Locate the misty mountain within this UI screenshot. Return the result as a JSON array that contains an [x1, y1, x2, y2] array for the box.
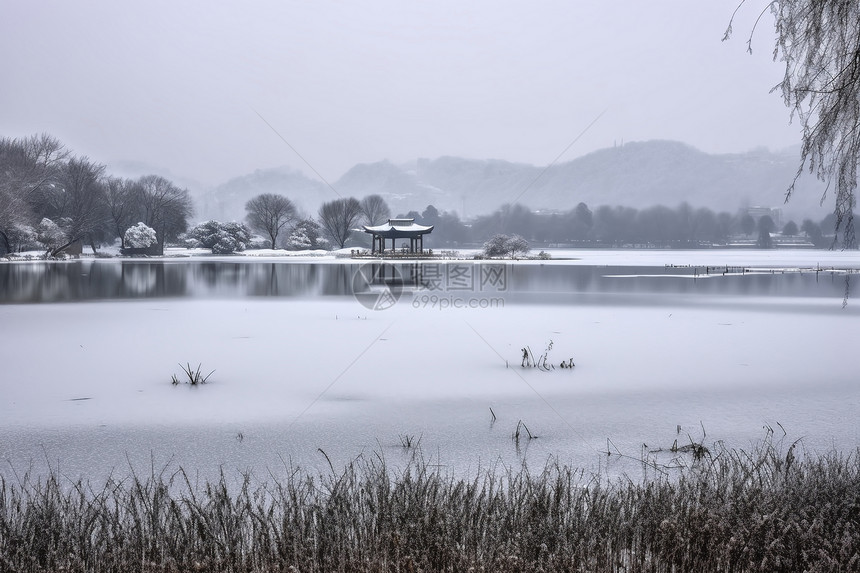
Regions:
[[199, 167, 332, 222], [524, 141, 827, 219], [108, 160, 208, 204], [200, 141, 832, 223]]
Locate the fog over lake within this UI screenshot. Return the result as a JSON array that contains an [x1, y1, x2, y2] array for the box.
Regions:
[[1, 251, 857, 484]]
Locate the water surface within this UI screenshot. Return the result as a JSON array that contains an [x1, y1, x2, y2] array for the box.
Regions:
[[0, 258, 852, 303], [1, 255, 857, 483]]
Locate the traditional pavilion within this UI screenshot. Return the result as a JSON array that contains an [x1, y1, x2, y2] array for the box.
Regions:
[[363, 218, 434, 255]]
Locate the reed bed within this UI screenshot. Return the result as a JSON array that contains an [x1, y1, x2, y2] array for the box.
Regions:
[[1, 436, 858, 572]]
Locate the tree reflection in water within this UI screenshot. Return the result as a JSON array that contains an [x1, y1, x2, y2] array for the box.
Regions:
[[0, 260, 851, 304]]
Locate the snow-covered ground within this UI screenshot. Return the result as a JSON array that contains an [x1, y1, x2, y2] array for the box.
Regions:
[[225, 246, 860, 269], [1, 249, 858, 482]]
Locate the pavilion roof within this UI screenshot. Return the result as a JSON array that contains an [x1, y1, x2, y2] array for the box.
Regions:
[[362, 218, 434, 237]]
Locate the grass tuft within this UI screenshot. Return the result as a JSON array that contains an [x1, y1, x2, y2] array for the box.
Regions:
[[398, 434, 421, 449], [171, 363, 215, 386]]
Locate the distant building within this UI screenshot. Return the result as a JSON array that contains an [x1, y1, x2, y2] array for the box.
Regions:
[[744, 206, 782, 228]]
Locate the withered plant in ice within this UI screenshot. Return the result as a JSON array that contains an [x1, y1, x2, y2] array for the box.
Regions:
[[171, 362, 214, 386]]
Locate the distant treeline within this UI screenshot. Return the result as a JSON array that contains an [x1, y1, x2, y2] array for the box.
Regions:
[[2, 133, 852, 256], [405, 202, 849, 250]]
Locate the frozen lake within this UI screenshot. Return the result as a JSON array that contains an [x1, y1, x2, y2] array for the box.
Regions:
[[1, 249, 858, 482]]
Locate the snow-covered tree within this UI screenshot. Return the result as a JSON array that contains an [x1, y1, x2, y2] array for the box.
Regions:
[[213, 221, 251, 254], [287, 227, 312, 249], [4, 223, 36, 252], [482, 234, 509, 258], [185, 220, 216, 248], [482, 233, 530, 258], [287, 218, 328, 250], [505, 234, 531, 258], [124, 222, 158, 248], [36, 218, 66, 254], [188, 220, 251, 254]]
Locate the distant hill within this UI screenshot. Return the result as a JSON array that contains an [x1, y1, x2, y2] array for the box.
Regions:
[[198, 167, 331, 221], [524, 141, 825, 218], [107, 160, 209, 206], [200, 141, 832, 222]]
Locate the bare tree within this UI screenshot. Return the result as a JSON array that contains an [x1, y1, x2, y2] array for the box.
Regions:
[[105, 177, 143, 248], [43, 156, 108, 255], [0, 140, 31, 252], [726, 1, 860, 246], [0, 134, 68, 253], [318, 197, 362, 249], [245, 193, 297, 249], [0, 187, 27, 254], [138, 175, 194, 253], [2, 134, 69, 198], [359, 194, 391, 226]]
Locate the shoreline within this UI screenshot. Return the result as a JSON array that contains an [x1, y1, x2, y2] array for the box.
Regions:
[[2, 245, 859, 269]]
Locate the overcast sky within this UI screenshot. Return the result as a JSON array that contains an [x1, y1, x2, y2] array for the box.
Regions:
[[2, 1, 798, 187]]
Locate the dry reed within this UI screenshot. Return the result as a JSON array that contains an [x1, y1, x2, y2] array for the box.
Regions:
[[1, 434, 857, 572]]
